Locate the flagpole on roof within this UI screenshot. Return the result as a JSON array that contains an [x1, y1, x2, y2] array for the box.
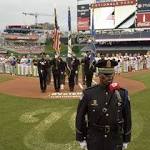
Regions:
[[67, 7, 72, 57]]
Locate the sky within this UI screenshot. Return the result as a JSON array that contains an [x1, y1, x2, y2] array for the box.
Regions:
[[0, 0, 93, 32]]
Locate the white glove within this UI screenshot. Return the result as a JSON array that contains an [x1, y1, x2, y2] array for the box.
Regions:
[[123, 143, 128, 149], [79, 140, 87, 150], [75, 71, 78, 74]]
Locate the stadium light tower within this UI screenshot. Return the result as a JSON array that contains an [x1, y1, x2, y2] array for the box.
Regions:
[[22, 12, 54, 26]]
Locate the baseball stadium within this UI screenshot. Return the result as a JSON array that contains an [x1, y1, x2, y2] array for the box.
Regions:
[[0, 0, 150, 150]]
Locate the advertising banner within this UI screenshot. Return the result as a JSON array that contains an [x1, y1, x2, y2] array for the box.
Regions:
[[77, 4, 90, 31], [91, 0, 136, 8], [137, 0, 150, 12], [77, 17, 90, 31], [136, 12, 150, 27]]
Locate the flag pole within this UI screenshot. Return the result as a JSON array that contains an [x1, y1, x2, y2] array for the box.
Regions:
[[89, 1, 96, 66], [67, 7, 72, 57]]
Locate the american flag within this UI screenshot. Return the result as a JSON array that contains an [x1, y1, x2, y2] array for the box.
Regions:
[[52, 8, 61, 54]]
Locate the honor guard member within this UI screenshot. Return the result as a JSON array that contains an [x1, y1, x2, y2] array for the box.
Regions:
[[37, 52, 49, 93], [45, 54, 52, 85], [76, 59, 131, 150], [60, 57, 67, 90], [74, 54, 80, 85], [51, 54, 62, 92], [81, 53, 87, 85], [81, 52, 96, 88], [68, 55, 80, 92]]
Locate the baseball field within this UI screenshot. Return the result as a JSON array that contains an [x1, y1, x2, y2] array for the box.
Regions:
[[0, 70, 150, 150]]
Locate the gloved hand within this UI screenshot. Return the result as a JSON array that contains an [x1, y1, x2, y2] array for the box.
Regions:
[[75, 71, 78, 74], [123, 143, 128, 149], [79, 140, 87, 150]]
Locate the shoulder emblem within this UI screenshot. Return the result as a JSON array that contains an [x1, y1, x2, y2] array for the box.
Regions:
[[91, 99, 98, 106]]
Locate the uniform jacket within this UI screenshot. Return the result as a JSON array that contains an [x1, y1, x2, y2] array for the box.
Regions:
[[37, 58, 49, 72], [76, 84, 131, 150]]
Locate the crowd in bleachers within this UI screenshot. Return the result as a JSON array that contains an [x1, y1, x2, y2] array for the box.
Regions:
[[3, 45, 44, 54]]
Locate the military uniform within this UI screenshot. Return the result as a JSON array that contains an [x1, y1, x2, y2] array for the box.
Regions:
[[51, 56, 62, 92], [37, 54, 49, 92], [45, 56, 52, 85], [60, 58, 67, 88], [81, 55, 96, 88], [76, 59, 131, 150], [68, 57, 80, 92]]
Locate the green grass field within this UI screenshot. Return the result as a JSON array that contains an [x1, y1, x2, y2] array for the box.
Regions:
[[0, 73, 150, 150]]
